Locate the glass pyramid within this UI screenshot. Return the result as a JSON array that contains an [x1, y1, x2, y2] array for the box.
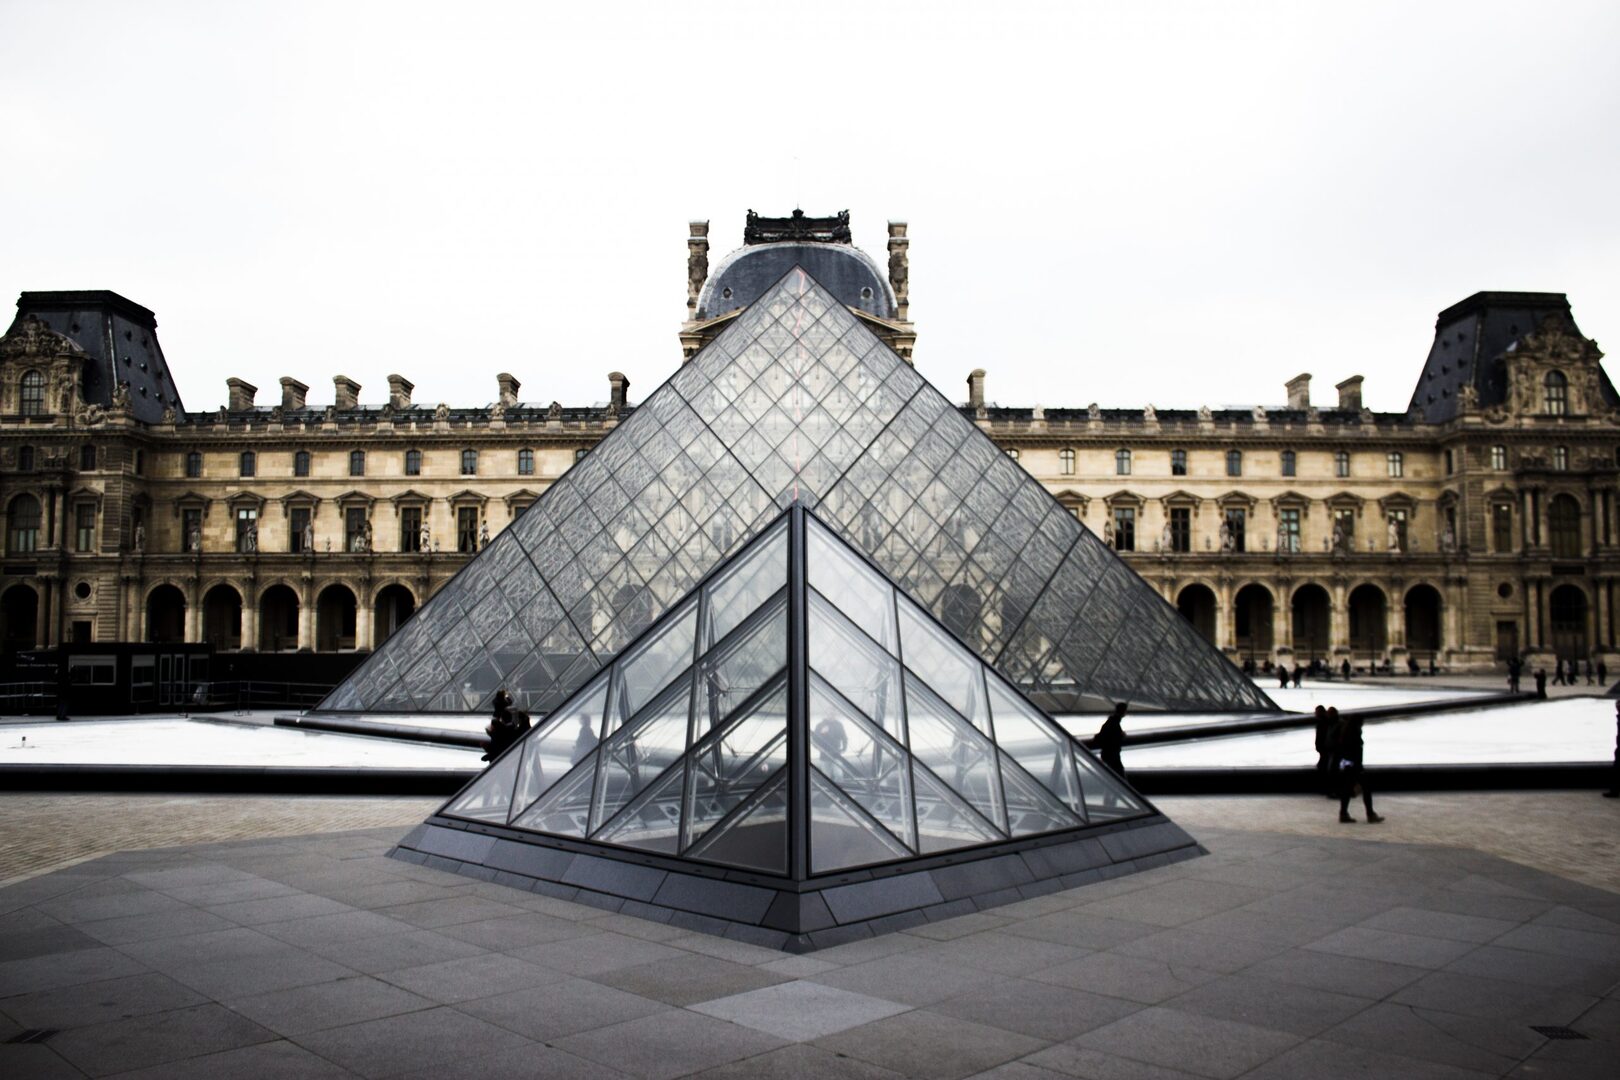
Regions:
[[320, 267, 1271, 716], [439, 505, 1152, 878]]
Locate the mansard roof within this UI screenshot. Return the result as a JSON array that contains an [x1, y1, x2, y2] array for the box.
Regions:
[[11, 290, 182, 423]]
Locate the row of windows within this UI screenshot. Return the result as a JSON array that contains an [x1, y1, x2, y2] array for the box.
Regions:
[[189, 447, 567, 479], [209, 505, 492, 556], [1053, 448, 1402, 479]]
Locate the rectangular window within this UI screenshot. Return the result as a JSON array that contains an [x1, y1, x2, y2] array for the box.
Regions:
[[1226, 450, 1243, 477], [345, 508, 368, 552], [405, 449, 421, 476], [239, 451, 256, 478], [1444, 449, 1454, 475], [294, 450, 310, 477], [1280, 450, 1296, 477], [75, 504, 95, 551], [182, 508, 202, 552], [1278, 508, 1301, 553], [1169, 507, 1191, 553], [1112, 507, 1136, 552], [1115, 449, 1131, 475], [1387, 452, 1404, 478], [1223, 508, 1246, 552], [80, 444, 96, 471], [1333, 507, 1356, 551], [289, 507, 310, 553], [517, 448, 535, 476], [1171, 449, 1187, 476], [235, 507, 258, 553], [401, 507, 422, 552], [349, 450, 365, 477], [457, 507, 479, 553], [186, 451, 202, 478], [1491, 445, 1507, 470], [1335, 450, 1350, 478]]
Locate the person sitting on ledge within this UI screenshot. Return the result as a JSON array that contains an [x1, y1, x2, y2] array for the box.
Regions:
[[482, 688, 521, 762]]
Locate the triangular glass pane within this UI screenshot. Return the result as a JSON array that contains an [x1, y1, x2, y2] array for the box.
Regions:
[[809, 674, 915, 851], [691, 597, 788, 744], [902, 673, 1005, 832], [810, 767, 912, 874], [807, 515, 897, 654], [682, 683, 789, 850], [998, 752, 1082, 837], [510, 675, 609, 822], [510, 753, 597, 837], [700, 517, 787, 649], [591, 675, 693, 833], [910, 760, 1003, 854], [986, 672, 1082, 815], [610, 598, 697, 727], [808, 590, 905, 742], [593, 760, 686, 854], [898, 597, 991, 736], [1074, 744, 1147, 822], [685, 768, 788, 875], [443, 750, 519, 825]]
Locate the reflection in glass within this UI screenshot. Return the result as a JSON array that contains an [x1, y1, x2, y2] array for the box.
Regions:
[[609, 599, 697, 735], [910, 761, 1003, 853], [510, 755, 597, 837], [810, 767, 912, 873], [691, 599, 787, 743], [594, 761, 686, 853], [903, 674, 1005, 832], [510, 676, 608, 821], [986, 673, 1081, 814], [807, 517, 897, 653], [701, 518, 787, 648], [686, 769, 788, 874], [808, 676, 915, 850], [808, 591, 905, 742], [899, 598, 991, 736], [1075, 744, 1147, 822], [444, 750, 518, 824], [683, 684, 788, 850], [590, 676, 692, 833]]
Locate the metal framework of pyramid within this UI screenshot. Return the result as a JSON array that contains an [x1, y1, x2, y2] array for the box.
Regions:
[[393, 505, 1204, 950], [322, 266, 1273, 717]]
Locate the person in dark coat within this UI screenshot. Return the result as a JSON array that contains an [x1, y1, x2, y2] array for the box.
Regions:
[[1341, 658, 1352, 681], [1507, 657, 1521, 694], [1095, 702, 1128, 779], [1553, 658, 1566, 686], [1330, 714, 1383, 824], [1585, 659, 1595, 686], [1599, 659, 1608, 686], [1535, 668, 1548, 699], [1604, 702, 1619, 798], [1292, 666, 1304, 688], [1313, 705, 1334, 796], [481, 690, 521, 762], [1278, 666, 1290, 690]]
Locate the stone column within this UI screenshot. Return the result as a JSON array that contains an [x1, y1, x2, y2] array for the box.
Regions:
[[1272, 587, 1292, 663], [1330, 580, 1348, 654], [1216, 579, 1234, 651], [356, 586, 373, 651], [33, 578, 51, 647], [298, 575, 314, 651], [240, 578, 259, 652], [183, 581, 200, 642]]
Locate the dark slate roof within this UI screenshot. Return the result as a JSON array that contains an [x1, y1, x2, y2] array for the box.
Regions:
[[696, 244, 895, 321], [1407, 291, 1617, 422], [11, 291, 182, 423]]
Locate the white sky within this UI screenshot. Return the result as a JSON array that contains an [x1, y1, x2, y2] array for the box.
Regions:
[[3, 1, 1617, 414]]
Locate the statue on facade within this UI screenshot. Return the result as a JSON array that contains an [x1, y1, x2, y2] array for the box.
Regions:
[[1276, 519, 1290, 554], [1103, 519, 1115, 548], [187, 525, 201, 553], [302, 521, 315, 552], [1331, 518, 1345, 553], [434, 402, 450, 421], [1087, 403, 1101, 421], [160, 405, 176, 424], [111, 381, 131, 413], [244, 524, 258, 553], [1440, 521, 1456, 553], [420, 522, 431, 552], [1198, 405, 1212, 422], [548, 401, 564, 421], [1219, 519, 1234, 553], [1387, 517, 1401, 551], [1143, 404, 1157, 423], [133, 523, 145, 553], [478, 520, 490, 549], [1253, 405, 1267, 422], [358, 520, 373, 553], [1160, 520, 1173, 553]]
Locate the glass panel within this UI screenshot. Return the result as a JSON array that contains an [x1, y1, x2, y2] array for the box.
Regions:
[[691, 598, 787, 743], [1074, 744, 1147, 822], [986, 673, 1082, 814], [510, 754, 597, 837], [898, 597, 991, 736], [701, 517, 787, 648], [510, 676, 608, 821], [809, 675, 915, 851], [808, 591, 905, 742], [590, 675, 692, 833], [910, 761, 1003, 854], [611, 599, 697, 730], [903, 674, 1005, 832], [998, 753, 1081, 837], [682, 684, 789, 850], [594, 761, 686, 854], [443, 751, 519, 824], [807, 516, 897, 654], [810, 768, 911, 874], [685, 768, 788, 875]]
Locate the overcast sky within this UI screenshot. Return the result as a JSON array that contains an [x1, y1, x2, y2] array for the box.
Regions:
[[3, 1, 1617, 415]]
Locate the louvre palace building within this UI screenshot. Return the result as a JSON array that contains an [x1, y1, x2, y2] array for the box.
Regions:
[[3, 210, 1618, 687]]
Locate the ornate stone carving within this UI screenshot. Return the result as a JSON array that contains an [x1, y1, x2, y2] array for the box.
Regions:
[[1143, 404, 1156, 423], [548, 401, 563, 421], [0, 315, 82, 358], [744, 209, 851, 245], [1198, 405, 1212, 422], [1087, 403, 1101, 421], [434, 402, 450, 421], [1252, 405, 1267, 422]]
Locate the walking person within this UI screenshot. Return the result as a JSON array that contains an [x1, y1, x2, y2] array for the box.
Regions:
[[1292, 666, 1304, 688], [1313, 705, 1334, 796], [1341, 658, 1352, 681], [1278, 665, 1290, 691], [1507, 657, 1521, 694], [1330, 714, 1383, 824], [1554, 658, 1567, 686], [1599, 658, 1608, 687], [1585, 659, 1595, 686], [1535, 668, 1548, 699], [1095, 702, 1128, 779]]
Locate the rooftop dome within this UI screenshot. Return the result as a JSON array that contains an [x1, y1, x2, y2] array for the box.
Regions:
[[696, 211, 896, 321]]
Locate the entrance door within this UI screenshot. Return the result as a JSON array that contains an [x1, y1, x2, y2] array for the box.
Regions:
[[1495, 621, 1519, 662]]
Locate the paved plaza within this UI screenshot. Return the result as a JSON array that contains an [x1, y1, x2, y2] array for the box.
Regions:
[[1, 793, 1617, 1078]]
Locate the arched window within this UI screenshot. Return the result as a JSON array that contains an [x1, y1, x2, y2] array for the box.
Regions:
[[1549, 494, 1582, 558], [1334, 450, 1350, 477], [294, 450, 311, 477], [239, 451, 256, 478], [1059, 448, 1075, 476], [1115, 449, 1131, 476], [1170, 449, 1187, 476], [461, 449, 478, 476], [1553, 446, 1569, 471], [517, 448, 535, 476], [1226, 450, 1243, 477], [404, 449, 422, 476], [7, 495, 41, 554], [1544, 370, 1569, 415], [1386, 451, 1404, 478], [18, 370, 45, 415], [1280, 450, 1296, 477], [185, 450, 202, 478], [349, 450, 365, 476]]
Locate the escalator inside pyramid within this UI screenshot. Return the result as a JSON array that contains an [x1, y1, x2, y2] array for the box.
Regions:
[[399, 505, 1202, 949]]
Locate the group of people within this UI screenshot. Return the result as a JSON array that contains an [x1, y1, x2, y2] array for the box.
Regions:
[[1314, 705, 1384, 823], [481, 688, 532, 762]]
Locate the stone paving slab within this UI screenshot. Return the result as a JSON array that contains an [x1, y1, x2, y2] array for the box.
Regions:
[[0, 807, 1617, 1078]]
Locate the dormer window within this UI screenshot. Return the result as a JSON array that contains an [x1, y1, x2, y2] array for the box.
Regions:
[[19, 369, 45, 415], [1544, 370, 1569, 415]]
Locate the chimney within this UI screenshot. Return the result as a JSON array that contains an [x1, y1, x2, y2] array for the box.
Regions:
[[386, 374, 414, 409], [226, 378, 257, 411], [1285, 373, 1311, 410], [496, 373, 521, 408], [1336, 375, 1364, 411], [888, 221, 910, 321], [687, 220, 710, 317], [279, 377, 308, 411], [967, 368, 986, 414], [333, 375, 360, 410], [609, 371, 630, 413]]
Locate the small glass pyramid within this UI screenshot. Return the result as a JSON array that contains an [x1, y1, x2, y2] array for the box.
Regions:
[[323, 266, 1271, 716], [440, 505, 1150, 880]]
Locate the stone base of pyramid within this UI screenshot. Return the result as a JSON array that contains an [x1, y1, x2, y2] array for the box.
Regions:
[[389, 814, 1204, 952]]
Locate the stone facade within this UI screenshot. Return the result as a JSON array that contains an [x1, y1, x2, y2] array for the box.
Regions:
[[3, 227, 1617, 677]]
